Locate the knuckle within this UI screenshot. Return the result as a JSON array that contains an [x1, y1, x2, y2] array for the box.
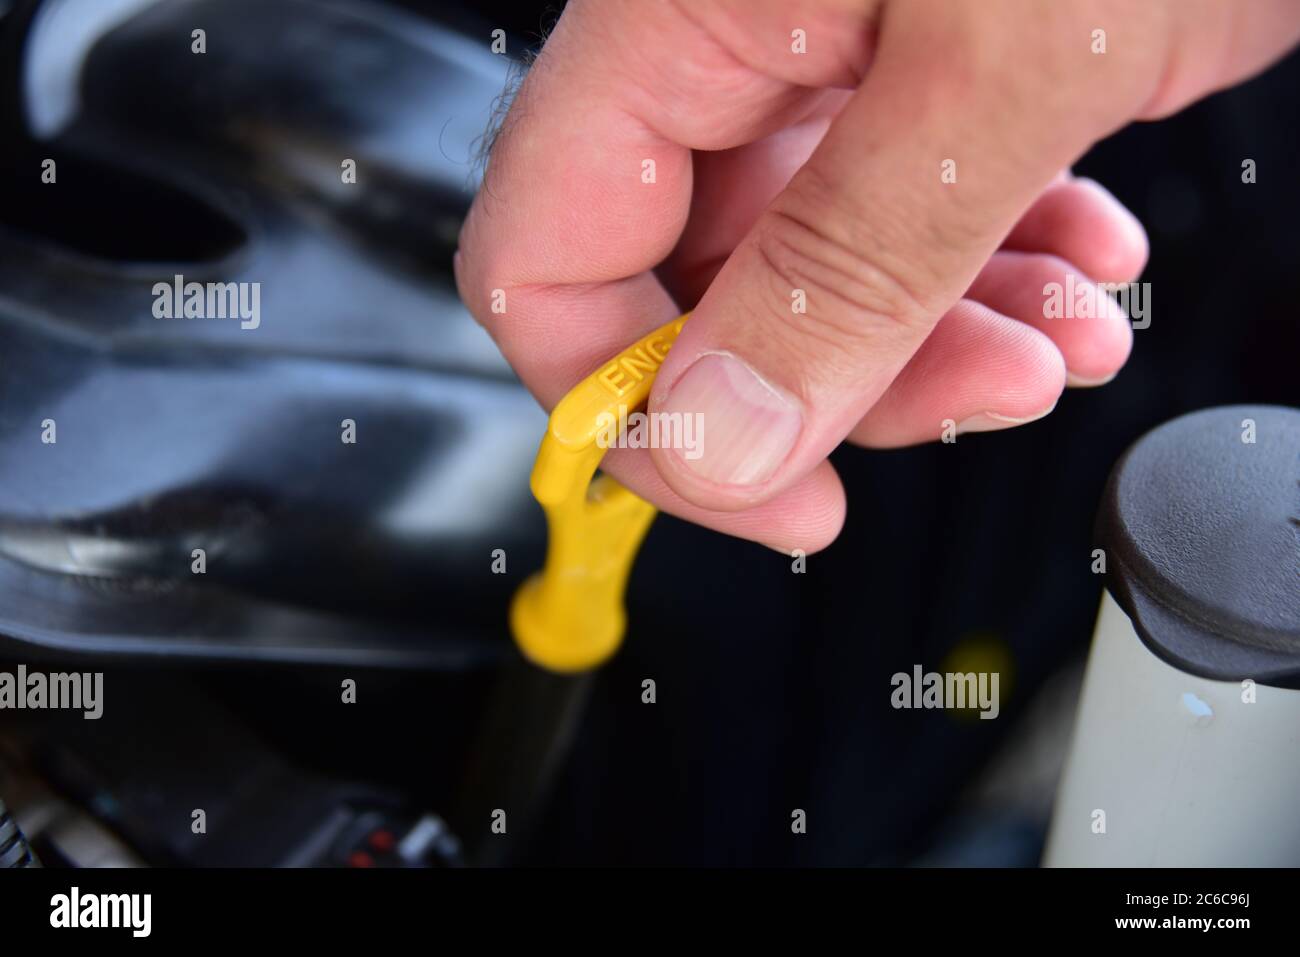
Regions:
[[752, 183, 937, 348], [455, 235, 510, 334]]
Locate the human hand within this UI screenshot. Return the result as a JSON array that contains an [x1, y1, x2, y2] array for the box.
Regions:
[[456, 0, 1300, 552]]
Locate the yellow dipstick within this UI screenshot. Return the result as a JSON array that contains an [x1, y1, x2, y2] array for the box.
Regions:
[[511, 314, 690, 673]]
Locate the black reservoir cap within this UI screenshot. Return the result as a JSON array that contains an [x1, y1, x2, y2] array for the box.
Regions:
[[1097, 405, 1300, 688]]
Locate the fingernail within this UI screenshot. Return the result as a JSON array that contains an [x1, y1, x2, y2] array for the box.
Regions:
[[956, 405, 1054, 434], [658, 353, 801, 486], [1065, 370, 1117, 388]]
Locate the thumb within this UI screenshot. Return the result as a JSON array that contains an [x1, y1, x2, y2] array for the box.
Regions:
[[648, 3, 1148, 510]]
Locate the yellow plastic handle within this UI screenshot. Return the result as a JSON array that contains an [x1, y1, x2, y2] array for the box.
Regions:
[[510, 314, 689, 672]]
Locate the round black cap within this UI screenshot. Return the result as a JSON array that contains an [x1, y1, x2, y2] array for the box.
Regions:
[[1097, 405, 1300, 687]]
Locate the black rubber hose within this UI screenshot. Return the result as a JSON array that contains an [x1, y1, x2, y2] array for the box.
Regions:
[[0, 796, 38, 867]]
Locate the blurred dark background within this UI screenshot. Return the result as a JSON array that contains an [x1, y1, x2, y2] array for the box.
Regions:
[[0, 0, 1296, 867]]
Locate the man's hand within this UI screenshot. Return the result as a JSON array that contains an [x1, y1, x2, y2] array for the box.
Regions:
[[456, 0, 1300, 552]]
